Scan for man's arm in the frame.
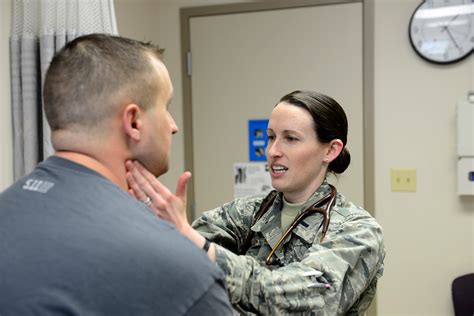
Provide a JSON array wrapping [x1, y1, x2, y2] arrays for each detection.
[[186, 279, 235, 315]]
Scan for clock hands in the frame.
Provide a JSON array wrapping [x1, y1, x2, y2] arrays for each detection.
[[446, 14, 459, 27], [440, 14, 459, 34], [441, 14, 461, 51], [445, 26, 461, 50]]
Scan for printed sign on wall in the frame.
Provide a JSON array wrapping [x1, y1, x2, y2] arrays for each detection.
[[248, 119, 269, 161], [234, 162, 273, 198]]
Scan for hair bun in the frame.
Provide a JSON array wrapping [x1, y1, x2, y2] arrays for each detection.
[[329, 147, 351, 174]]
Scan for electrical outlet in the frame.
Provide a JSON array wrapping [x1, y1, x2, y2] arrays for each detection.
[[391, 168, 416, 192]]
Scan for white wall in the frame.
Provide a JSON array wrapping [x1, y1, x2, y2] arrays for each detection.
[[0, 0, 13, 191]]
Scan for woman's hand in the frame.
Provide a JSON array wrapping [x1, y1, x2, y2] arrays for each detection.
[[125, 160, 191, 232], [126, 160, 217, 262]]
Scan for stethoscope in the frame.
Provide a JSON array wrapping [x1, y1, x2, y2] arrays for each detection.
[[260, 184, 337, 266]]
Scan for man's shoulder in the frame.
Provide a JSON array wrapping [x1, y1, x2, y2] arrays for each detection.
[[0, 159, 122, 220], [1, 156, 109, 197]]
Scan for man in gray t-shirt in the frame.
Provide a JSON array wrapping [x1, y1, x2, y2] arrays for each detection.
[[0, 34, 232, 315]]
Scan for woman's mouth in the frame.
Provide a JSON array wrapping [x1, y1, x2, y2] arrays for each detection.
[[271, 165, 288, 175]]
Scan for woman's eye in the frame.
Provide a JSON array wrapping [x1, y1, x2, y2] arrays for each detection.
[[286, 136, 298, 142], [267, 135, 275, 140]]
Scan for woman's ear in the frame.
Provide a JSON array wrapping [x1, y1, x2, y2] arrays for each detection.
[[122, 103, 142, 141], [324, 139, 344, 163]]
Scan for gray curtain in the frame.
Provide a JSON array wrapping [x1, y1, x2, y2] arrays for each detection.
[[10, 0, 118, 180]]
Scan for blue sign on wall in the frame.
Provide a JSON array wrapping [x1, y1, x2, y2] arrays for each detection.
[[248, 119, 269, 161]]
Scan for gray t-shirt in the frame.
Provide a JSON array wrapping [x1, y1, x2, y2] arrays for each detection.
[[0, 156, 232, 315]]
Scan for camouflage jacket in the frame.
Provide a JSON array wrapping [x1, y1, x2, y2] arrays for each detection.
[[192, 181, 385, 315]]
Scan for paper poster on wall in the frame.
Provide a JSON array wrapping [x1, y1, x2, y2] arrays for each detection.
[[248, 119, 269, 161], [233, 162, 273, 198]]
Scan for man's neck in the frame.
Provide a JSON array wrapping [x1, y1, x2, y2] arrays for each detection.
[[55, 151, 128, 191]]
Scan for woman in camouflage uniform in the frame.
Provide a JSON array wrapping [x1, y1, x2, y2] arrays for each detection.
[[127, 90, 385, 315]]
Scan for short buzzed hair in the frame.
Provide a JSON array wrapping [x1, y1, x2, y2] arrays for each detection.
[[43, 34, 165, 131]]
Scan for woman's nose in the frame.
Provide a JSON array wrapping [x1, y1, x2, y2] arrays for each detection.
[[266, 140, 281, 157]]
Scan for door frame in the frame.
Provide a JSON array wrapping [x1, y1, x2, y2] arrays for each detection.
[[180, 0, 375, 219]]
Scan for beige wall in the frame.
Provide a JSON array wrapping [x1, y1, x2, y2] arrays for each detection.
[[0, 0, 13, 191], [374, 1, 473, 315]]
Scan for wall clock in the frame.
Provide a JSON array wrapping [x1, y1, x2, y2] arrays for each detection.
[[409, 0, 472, 64]]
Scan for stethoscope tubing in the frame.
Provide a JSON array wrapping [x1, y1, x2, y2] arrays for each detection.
[[265, 184, 337, 266]]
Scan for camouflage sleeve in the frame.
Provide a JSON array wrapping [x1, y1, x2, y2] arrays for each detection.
[[213, 244, 333, 314], [193, 199, 385, 315], [192, 196, 262, 254]]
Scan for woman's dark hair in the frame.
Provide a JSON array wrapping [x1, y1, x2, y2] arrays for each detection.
[[278, 90, 351, 174]]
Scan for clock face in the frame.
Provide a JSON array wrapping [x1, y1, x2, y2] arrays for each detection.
[[409, 0, 473, 64]]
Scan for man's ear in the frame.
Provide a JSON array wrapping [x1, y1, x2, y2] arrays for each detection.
[[324, 139, 344, 163], [122, 103, 142, 141]]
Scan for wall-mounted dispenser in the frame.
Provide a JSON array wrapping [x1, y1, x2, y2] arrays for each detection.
[[457, 99, 474, 195]]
